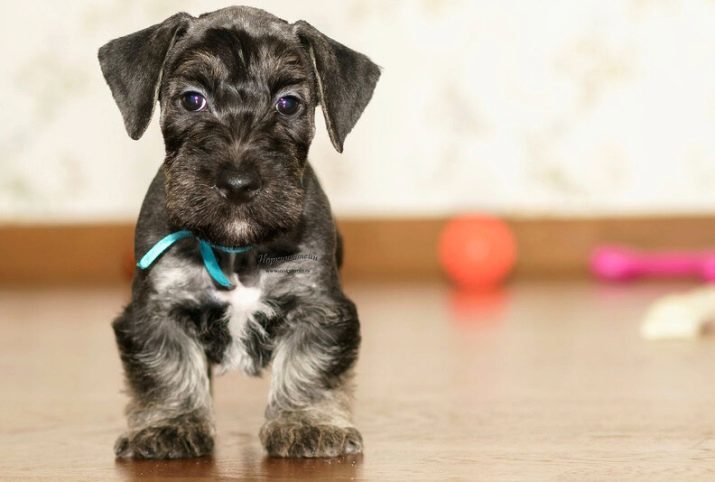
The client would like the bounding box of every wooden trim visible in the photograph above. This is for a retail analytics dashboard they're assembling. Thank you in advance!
[0,224,135,285]
[508,216,715,278]
[341,215,715,280]
[2,216,715,285]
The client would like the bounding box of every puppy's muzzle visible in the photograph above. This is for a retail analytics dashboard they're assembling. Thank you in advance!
[216,164,262,203]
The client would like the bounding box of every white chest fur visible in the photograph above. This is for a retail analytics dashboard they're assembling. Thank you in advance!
[211,274,275,375]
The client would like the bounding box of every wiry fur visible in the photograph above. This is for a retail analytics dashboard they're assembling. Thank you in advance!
[98,6,379,459]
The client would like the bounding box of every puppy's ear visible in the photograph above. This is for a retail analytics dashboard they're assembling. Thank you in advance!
[98,13,192,140]
[293,21,381,153]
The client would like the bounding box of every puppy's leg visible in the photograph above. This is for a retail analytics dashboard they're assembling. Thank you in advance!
[112,305,214,459]
[260,297,362,458]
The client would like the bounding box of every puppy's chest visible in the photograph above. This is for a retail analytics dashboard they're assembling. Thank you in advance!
[195,282,278,376]
[152,256,306,375]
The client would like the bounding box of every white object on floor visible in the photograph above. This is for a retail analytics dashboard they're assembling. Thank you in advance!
[641,286,715,339]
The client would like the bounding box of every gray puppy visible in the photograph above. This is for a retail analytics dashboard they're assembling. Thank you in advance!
[98,6,379,459]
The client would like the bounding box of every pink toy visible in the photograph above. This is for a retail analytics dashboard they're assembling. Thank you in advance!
[590,245,715,282]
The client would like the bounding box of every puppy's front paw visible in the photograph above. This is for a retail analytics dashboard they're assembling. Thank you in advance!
[260,420,363,458]
[115,417,214,459]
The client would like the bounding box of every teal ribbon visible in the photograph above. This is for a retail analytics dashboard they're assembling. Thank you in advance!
[136,230,252,289]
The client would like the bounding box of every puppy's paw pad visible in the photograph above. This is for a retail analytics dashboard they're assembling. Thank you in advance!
[114,422,214,459]
[260,421,363,458]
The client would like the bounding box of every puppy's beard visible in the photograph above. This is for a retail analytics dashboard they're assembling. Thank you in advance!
[209,215,275,247]
[202,218,260,247]
[229,220,254,245]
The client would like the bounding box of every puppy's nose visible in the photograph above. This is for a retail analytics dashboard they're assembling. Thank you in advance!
[216,165,261,203]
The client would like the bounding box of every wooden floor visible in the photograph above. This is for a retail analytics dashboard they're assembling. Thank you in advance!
[2,280,715,481]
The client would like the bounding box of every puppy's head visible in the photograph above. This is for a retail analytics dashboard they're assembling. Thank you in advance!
[98,7,380,246]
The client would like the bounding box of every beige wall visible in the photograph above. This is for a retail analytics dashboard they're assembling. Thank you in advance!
[2,0,715,221]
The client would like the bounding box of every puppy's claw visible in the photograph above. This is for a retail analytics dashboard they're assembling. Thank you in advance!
[114,434,131,458]
[260,421,363,458]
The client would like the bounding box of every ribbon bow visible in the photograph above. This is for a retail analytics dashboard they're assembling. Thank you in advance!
[136,230,252,289]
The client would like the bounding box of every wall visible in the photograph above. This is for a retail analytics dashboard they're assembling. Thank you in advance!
[2,0,715,222]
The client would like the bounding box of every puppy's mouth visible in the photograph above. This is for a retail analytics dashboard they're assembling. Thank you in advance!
[164,172,305,248]
[181,203,298,248]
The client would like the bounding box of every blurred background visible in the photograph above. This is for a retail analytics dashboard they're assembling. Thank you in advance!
[2,0,715,283]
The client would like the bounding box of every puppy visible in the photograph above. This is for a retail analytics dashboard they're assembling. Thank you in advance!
[98,6,379,459]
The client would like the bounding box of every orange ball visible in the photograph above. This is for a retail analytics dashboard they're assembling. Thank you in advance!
[438,215,517,288]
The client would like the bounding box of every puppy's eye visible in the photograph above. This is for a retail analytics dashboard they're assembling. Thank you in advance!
[181,92,207,112]
[276,95,300,116]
